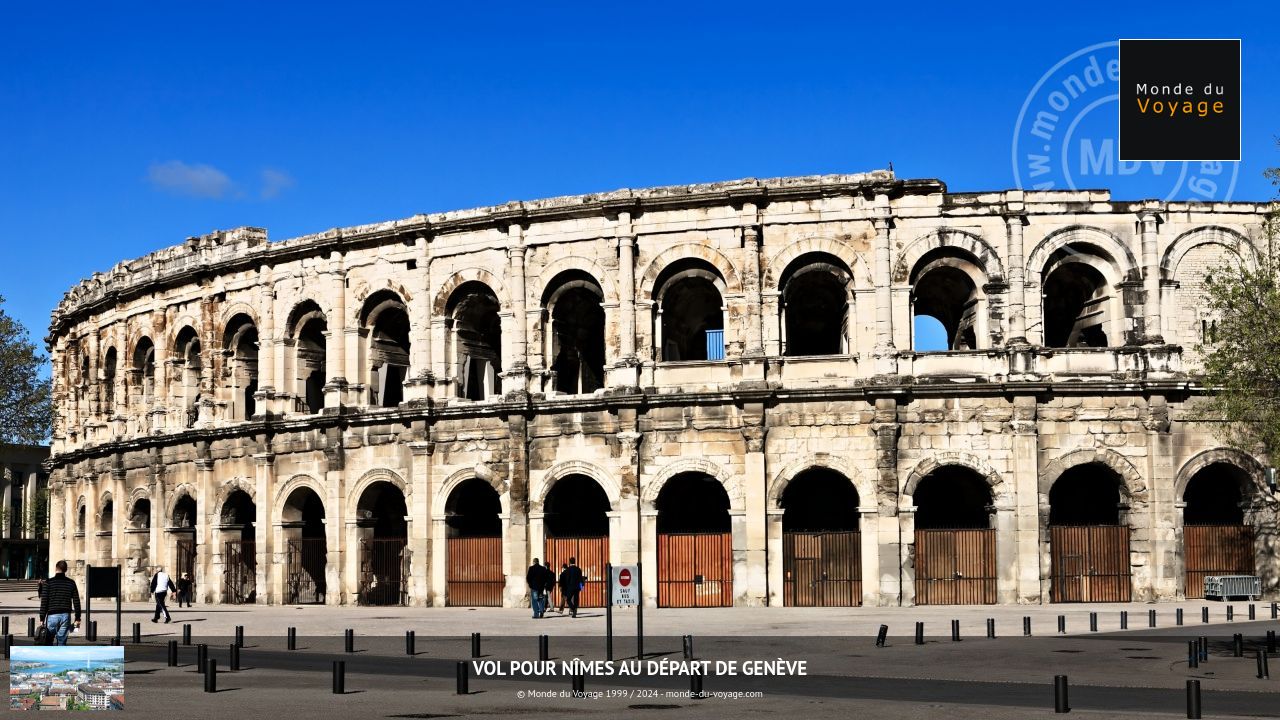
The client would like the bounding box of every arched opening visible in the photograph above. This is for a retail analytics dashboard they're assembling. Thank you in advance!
[655,260,725,362]
[1048,463,1131,602]
[911,466,997,604]
[361,292,411,408]
[447,282,502,400]
[1182,462,1256,598]
[543,272,606,395]
[356,482,408,606]
[129,499,151,530]
[125,498,151,600]
[445,478,504,606]
[172,326,203,428]
[780,469,861,606]
[1043,247,1116,348]
[780,254,852,356]
[288,302,328,414]
[131,337,156,410]
[102,347,117,415]
[912,251,983,351]
[543,474,610,607]
[96,498,114,563]
[282,487,327,604]
[170,493,197,592]
[656,472,732,607]
[223,315,259,421]
[219,489,257,604]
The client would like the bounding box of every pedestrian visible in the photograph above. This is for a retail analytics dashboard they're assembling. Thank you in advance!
[150,566,177,623]
[527,558,548,619]
[559,557,585,618]
[555,563,569,613]
[542,560,556,612]
[176,572,194,607]
[38,560,81,646]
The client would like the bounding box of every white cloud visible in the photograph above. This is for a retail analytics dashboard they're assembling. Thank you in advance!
[147,160,235,199]
[260,167,295,199]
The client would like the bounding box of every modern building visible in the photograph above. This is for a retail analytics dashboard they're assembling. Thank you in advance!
[1,443,50,580]
[44,172,1279,607]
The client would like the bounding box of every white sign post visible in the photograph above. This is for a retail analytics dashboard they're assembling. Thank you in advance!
[612,564,639,607]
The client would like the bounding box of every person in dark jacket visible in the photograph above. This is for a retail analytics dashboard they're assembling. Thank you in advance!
[554,563,569,613]
[39,560,81,645]
[558,557,585,618]
[526,558,550,619]
[176,572,194,607]
[149,567,178,623]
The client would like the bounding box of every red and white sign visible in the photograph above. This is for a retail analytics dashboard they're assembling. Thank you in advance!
[611,564,639,606]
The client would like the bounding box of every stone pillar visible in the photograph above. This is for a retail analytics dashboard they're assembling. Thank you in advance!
[150,469,165,587]
[1139,205,1164,344]
[1007,396,1041,603]
[742,422,767,605]
[615,430,642,566]
[84,474,99,570]
[254,453,274,604]
[324,444,346,605]
[324,253,347,409]
[617,230,637,360]
[994,504,1018,604]
[897,506,916,606]
[48,478,64,569]
[195,460,213,602]
[404,239,434,402]
[858,506,881,606]
[872,400,901,604]
[766,509,783,606]
[1004,206,1029,344]
[1144,394,1175,600]
[871,195,897,374]
[505,414,530,606]
[408,441,434,606]
[256,270,276,414]
[505,226,529,392]
[742,218,764,357]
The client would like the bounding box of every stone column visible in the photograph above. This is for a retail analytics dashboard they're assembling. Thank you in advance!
[742,422,767,605]
[896,506,916,606]
[1009,395,1042,603]
[48,478,64,569]
[871,195,897,375]
[872,401,901,604]
[742,218,764,357]
[858,506,881,606]
[254,453,274,604]
[324,252,348,409]
[323,445,347,605]
[0,465,10,541]
[404,239,434,402]
[150,469,165,586]
[84,474,99,570]
[256,270,277,414]
[766,509,783,606]
[615,430,642,566]
[1144,395,1175,600]
[504,414,530,607]
[994,503,1018,604]
[195,460,213,602]
[617,229,637,360]
[1004,206,1029,344]
[505,226,529,392]
[408,441,434,606]
[1138,205,1164,344]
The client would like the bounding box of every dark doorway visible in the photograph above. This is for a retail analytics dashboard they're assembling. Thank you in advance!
[1183,462,1255,598]
[546,274,606,395]
[446,479,504,606]
[912,466,996,605]
[220,490,257,604]
[781,469,861,607]
[781,256,852,356]
[1049,463,1131,602]
[282,487,327,604]
[357,482,408,606]
[544,474,610,607]
[656,473,732,607]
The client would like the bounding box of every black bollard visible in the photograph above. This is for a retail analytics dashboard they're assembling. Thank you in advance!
[915,622,924,645]
[230,643,240,672]
[456,661,469,695]
[183,624,192,645]
[1120,611,1128,630]
[1024,616,1032,636]
[1058,615,1066,634]
[1177,608,1184,626]
[235,625,244,648]
[1090,612,1098,632]
[27,617,35,637]
[1150,609,1157,628]
[1233,633,1244,658]
[572,673,585,694]
[204,659,217,693]
[1053,675,1069,713]
[1249,604,1256,620]
[1272,602,1278,620]
[690,671,704,698]
[344,629,354,653]
[2,633,10,659]
[951,619,960,642]
[197,644,208,674]
[1202,607,1209,624]
[132,622,141,644]
[1228,606,1234,622]
[88,620,97,641]
[1188,640,1199,669]
[471,632,481,658]
[287,627,297,651]
[1199,636,1208,662]
[167,640,178,667]
[1,616,7,636]
[538,634,549,662]
[1267,630,1277,655]
[1186,679,1201,719]
[1258,649,1270,680]
[332,660,345,694]
[683,634,694,659]
[986,618,995,639]
[400,629,412,656]
[875,624,888,648]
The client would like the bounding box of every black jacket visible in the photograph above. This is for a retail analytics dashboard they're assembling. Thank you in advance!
[526,564,545,589]
[39,574,81,622]
[558,565,585,594]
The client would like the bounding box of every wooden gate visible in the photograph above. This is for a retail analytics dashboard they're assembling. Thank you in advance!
[1050,525,1132,602]
[359,538,408,606]
[657,532,732,608]
[544,536,608,608]
[1184,525,1255,599]
[222,540,256,604]
[446,536,504,607]
[175,536,196,582]
[914,529,997,605]
[285,538,327,604]
[783,531,862,607]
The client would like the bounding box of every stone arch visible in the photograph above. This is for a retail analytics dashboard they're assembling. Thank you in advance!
[347,468,411,512]
[765,235,871,291]
[537,255,619,306]
[350,278,413,328]
[534,460,621,512]
[436,465,510,517]
[217,302,260,330]
[127,486,152,529]
[168,318,202,356]
[893,228,1006,284]
[1161,226,1256,282]
[641,457,743,510]
[638,243,743,300]
[212,478,257,524]
[768,454,874,509]
[166,483,198,526]
[274,473,329,516]
[902,452,1012,507]
[432,267,508,315]
[1174,447,1268,499]
[284,298,332,336]
[1026,225,1140,282]
[1038,448,1147,500]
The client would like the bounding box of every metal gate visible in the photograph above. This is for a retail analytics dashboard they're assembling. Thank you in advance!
[446,537,504,607]
[285,538,327,605]
[783,531,862,607]
[359,538,408,606]
[657,532,732,608]
[1184,524,1255,599]
[175,536,196,582]
[1050,525,1132,603]
[222,540,256,604]
[914,529,997,605]
[544,536,608,608]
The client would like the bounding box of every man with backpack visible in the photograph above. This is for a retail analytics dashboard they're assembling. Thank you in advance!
[38,560,81,645]
[150,566,178,623]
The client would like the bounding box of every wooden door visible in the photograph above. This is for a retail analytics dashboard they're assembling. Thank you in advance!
[446,536,504,607]
[783,531,862,607]
[544,536,608,608]
[1184,525,1255,599]
[1050,525,1131,602]
[657,532,732,607]
[915,529,996,605]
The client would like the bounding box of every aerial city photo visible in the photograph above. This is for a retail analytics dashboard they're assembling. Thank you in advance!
[8,646,124,711]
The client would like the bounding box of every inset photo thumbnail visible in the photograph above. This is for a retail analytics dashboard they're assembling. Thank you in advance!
[9,646,124,711]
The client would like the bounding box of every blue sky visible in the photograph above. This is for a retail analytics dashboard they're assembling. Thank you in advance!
[2,3,1277,352]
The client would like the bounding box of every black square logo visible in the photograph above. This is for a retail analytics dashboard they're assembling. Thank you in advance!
[1119,39,1240,161]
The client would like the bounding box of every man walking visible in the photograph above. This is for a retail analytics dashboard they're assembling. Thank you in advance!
[526,557,549,619]
[38,560,81,645]
[150,566,177,623]
[559,557,585,618]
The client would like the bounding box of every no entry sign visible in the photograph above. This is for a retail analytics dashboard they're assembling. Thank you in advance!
[611,564,639,606]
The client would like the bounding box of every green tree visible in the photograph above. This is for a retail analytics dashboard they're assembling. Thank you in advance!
[0,295,52,444]
[1197,165,1280,460]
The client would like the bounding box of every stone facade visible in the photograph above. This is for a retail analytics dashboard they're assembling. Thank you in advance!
[44,171,1280,606]
[1,443,50,579]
